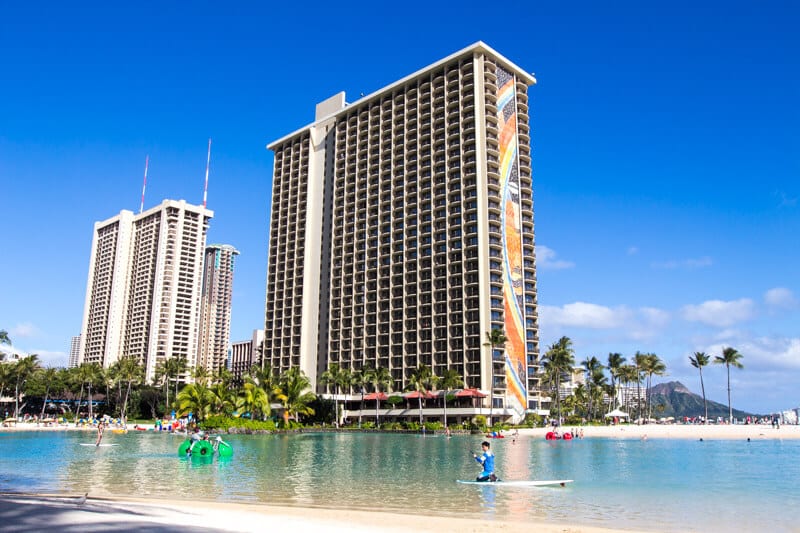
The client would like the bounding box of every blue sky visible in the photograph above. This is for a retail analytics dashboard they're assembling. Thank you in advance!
[1,2,797,414]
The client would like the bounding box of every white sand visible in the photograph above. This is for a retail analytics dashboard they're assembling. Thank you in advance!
[0,493,641,532]
[516,422,800,440]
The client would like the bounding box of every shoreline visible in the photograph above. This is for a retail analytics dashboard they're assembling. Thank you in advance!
[0,492,644,532]
[2,422,798,440]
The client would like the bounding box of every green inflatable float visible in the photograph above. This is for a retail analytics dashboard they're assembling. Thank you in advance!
[178,437,233,457]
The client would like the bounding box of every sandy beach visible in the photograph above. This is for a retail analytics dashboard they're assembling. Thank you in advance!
[3,421,798,440]
[516,422,800,440]
[0,493,640,533]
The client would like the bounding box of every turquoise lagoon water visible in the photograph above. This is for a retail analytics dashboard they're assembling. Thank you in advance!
[1,430,798,532]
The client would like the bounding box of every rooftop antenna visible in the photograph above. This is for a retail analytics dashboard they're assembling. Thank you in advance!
[203,138,211,208]
[139,155,149,214]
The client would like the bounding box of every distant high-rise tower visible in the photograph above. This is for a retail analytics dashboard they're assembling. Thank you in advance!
[264,42,541,422]
[78,199,213,383]
[69,335,81,368]
[197,244,239,374]
[230,329,265,381]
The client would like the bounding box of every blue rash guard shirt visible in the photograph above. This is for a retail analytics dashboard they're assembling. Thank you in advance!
[476,450,495,476]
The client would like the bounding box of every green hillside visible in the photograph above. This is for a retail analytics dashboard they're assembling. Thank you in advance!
[646,381,757,420]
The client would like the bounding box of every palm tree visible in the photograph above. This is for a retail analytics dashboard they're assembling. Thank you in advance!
[606,353,625,409]
[689,351,710,423]
[33,366,61,419]
[319,363,345,427]
[177,383,212,422]
[350,369,366,428]
[276,367,316,424]
[616,364,639,416]
[12,355,41,419]
[484,329,507,428]
[582,356,604,421]
[116,357,143,421]
[156,356,187,414]
[83,362,102,420]
[642,353,666,421]
[541,336,575,423]
[438,368,464,429]
[248,363,279,405]
[714,347,744,424]
[632,352,649,422]
[209,382,235,416]
[192,365,211,387]
[0,330,11,357]
[363,366,392,427]
[407,364,437,426]
[235,382,271,420]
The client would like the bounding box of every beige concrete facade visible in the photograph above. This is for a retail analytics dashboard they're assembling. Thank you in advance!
[78,199,213,383]
[265,42,541,420]
[229,329,265,381]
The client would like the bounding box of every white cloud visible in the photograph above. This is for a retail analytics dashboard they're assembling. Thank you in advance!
[764,287,797,309]
[652,257,713,269]
[681,298,755,327]
[536,245,574,270]
[703,336,800,371]
[540,302,627,329]
[10,322,39,339]
[627,246,639,256]
[32,350,68,368]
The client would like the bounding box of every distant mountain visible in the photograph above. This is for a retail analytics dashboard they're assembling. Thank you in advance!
[645,381,757,420]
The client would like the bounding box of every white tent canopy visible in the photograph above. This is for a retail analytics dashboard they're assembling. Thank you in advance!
[605,409,630,418]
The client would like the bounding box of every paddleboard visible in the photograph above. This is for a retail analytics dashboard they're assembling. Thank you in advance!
[457,479,573,487]
[79,443,119,447]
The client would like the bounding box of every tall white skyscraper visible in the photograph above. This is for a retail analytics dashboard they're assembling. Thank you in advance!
[197,244,239,374]
[69,335,81,368]
[78,199,213,383]
[264,42,541,422]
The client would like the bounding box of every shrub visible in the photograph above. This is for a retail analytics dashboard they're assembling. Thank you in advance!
[523,413,543,428]
[471,415,487,430]
[200,415,276,432]
[424,421,443,431]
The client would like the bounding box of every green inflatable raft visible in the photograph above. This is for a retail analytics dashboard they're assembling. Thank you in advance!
[178,438,233,457]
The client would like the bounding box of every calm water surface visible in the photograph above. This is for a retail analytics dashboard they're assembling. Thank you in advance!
[1,430,798,532]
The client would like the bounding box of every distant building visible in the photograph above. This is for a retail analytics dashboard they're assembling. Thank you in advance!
[263,42,540,424]
[230,329,265,381]
[69,335,81,368]
[78,199,213,383]
[197,244,239,375]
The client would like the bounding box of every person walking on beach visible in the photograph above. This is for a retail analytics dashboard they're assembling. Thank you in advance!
[473,441,497,482]
[95,421,105,446]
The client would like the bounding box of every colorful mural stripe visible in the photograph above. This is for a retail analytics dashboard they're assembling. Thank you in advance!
[496,66,527,421]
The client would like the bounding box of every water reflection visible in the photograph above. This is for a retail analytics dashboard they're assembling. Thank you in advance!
[1,430,799,532]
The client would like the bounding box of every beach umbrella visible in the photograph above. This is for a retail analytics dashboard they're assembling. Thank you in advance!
[605,408,630,418]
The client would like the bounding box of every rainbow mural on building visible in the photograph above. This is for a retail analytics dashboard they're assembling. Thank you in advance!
[496,66,527,421]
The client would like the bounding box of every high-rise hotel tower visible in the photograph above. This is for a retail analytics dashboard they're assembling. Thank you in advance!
[197,244,239,374]
[78,199,213,383]
[265,42,541,421]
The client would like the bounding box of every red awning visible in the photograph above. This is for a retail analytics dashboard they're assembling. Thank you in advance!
[363,392,388,401]
[403,390,436,399]
[455,388,487,398]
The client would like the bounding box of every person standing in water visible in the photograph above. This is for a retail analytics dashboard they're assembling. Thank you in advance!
[473,441,497,482]
[95,421,105,446]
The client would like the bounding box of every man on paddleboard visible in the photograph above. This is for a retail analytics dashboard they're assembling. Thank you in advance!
[473,441,497,482]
